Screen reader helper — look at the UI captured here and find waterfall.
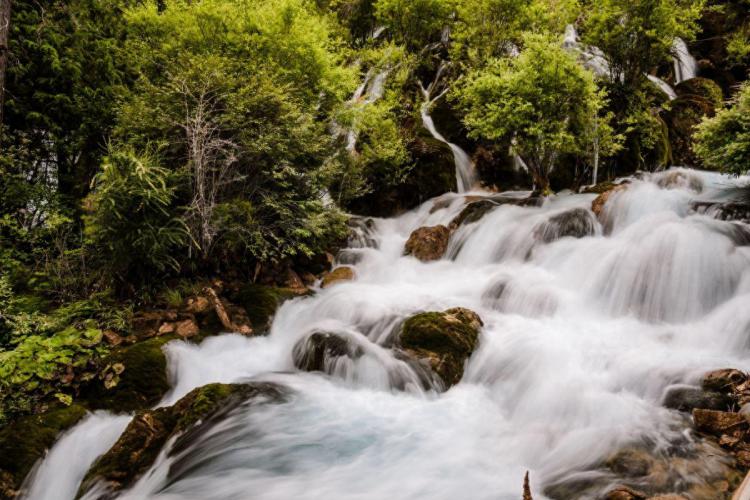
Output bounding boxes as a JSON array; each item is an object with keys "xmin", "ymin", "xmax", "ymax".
[
  {"xmin": 673, "ymin": 37, "xmax": 698, "ymax": 84},
  {"xmin": 345, "ymin": 67, "xmax": 389, "ymax": 154},
  {"xmin": 25, "ymin": 168, "xmax": 750, "ymax": 500},
  {"xmin": 647, "ymin": 74, "xmax": 678, "ymax": 100},
  {"xmin": 419, "ymin": 65, "xmax": 478, "ymax": 193},
  {"xmin": 564, "ymin": 25, "xmax": 678, "ymax": 100}
]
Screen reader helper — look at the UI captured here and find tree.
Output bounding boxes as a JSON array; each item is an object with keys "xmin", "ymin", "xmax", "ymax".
[
  {"xmin": 113, "ymin": 0, "xmax": 354, "ymax": 267},
  {"xmin": 374, "ymin": 0, "xmax": 454, "ymax": 51},
  {"xmin": 693, "ymin": 83, "xmax": 750, "ymax": 175},
  {"xmin": 0, "ymin": 0, "xmax": 10, "ymax": 126},
  {"xmin": 455, "ymin": 33, "xmax": 608, "ymax": 193},
  {"xmin": 581, "ymin": 0, "xmax": 704, "ymax": 86}
]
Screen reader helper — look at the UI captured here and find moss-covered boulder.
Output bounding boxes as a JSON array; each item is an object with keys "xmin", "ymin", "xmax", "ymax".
[
  {"xmin": 665, "ymin": 94, "xmax": 718, "ymax": 166},
  {"xmin": 80, "ymin": 382, "xmax": 288, "ymax": 496},
  {"xmin": 0, "ymin": 404, "xmax": 87, "ymax": 497},
  {"xmin": 399, "ymin": 308, "xmax": 483, "ymax": 388},
  {"xmin": 80, "ymin": 336, "xmax": 175, "ymax": 413},
  {"xmin": 231, "ymin": 284, "xmax": 302, "ymax": 334}
]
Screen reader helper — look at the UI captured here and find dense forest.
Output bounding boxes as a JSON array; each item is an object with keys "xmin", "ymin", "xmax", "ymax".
[{"xmin": 1, "ymin": 0, "xmax": 750, "ymax": 499}]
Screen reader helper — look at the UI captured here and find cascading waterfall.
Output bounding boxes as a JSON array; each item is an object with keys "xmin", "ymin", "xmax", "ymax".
[
  {"xmin": 419, "ymin": 64, "xmax": 478, "ymax": 193},
  {"xmin": 673, "ymin": 37, "xmax": 698, "ymax": 84},
  {"xmin": 25, "ymin": 168, "xmax": 750, "ymax": 500}
]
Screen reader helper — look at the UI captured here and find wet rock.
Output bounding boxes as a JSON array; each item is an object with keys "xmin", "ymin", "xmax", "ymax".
[
  {"xmin": 102, "ymin": 330, "xmax": 124, "ymax": 347},
  {"xmin": 582, "ymin": 181, "xmax": 618, "ymax": 195},
  {"xmin": 449, "ymin": 200, "xmax": 499, "ymax": 229},
  {"xmin": 399, "ymin": 307, "xmax": 483, "ymax": 388},
  {"xmin": 655, "ymin": 170, "xmax": 704, "ymax": 192},
  {"xmin": 604, "ymin": 486, "xmax": 648, "ymax": 500},
  {"xmin": 533, "ymin": 208, "xmax": 598, "ymax": 243},
  {"xmin": 592, "ymin": 183, "xmax": 629, "ymax": 218},
  {"xmin": 703, "ymin": 369, "xmax": 748, "ymax": 393},
  {"xmin": 321, "ymin": 266, "xmax": 355, "ymax": 288},
  {"xmin": 606, "ymin": 448, "xmax": 654, "ymax": 477},
  {"xmin": 691, "ymin": 201, "xmax": 750, "ymax": 224},
  {"xmin": 692, "ymin": 409, "xmax": 747, "ymax": 436},
  {"xmin": 293, "ymin": 332, "xmax": 364, "ymax": 373},
  {"xmin": 662, "ymin": 385, "xmax": 732, "ymax": 412},
  {"xmin": 403, "ymin": 225, "xmax": 451, "ymax": 261},
  {"xmin": 0, "ymin": 404, "xmax": 87, "ymax": 498},
  {"xmin": 81, "ymin": 336, "xmax": 174, "ymax": 413},
  {"xmin": 80, "ymin": 382, "xmax": 288, "ymax": 496}
]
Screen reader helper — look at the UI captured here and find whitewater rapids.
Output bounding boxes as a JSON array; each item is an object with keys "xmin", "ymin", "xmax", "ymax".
[{"xmin": 25, "ymin": 168, "xmax": 750, "ymax": 499}]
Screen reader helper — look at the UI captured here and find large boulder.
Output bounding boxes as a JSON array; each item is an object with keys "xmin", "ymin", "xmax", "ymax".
[
  {"xmin": 80, "ymin": 336, "xmax": 174, "ymax": 413},
  {"xmin": 665, "ymin": 83, "xmax": 721, "ymax": 167},
  {"xmin": 80, "ymin": 382, "xmax": 288, "ymax": 496},
  {"xmin": 0, "ymin": 404, "xmax": 87, "ymax": 498},
  {"xmin": 293, "ymin": 332, "xmax": 364, "ymax": 373},
  {"xmin": 399, "ymin": 308, "xmax": 483, "ymax": 388},
  {"xmin": 404, "ymin": 225, "xmax": 451, "ymax": 262}
]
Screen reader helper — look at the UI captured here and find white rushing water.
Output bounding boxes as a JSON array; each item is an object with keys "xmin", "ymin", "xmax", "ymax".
[
  {"xmin": 26, "ymin": 168, "xmax": 750, "ymax": 499},
  {"xmin": 673, "ymin": 38, "xmax": 698, "ymax": 85},
  {"xmin": 419, "ymin": 64, "xmax": 478, "ymax": 193}
]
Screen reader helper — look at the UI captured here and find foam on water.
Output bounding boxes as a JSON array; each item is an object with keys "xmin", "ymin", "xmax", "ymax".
[{"xmin": 25, "ymin": 168, "xmax": 750, "ymax": 499}]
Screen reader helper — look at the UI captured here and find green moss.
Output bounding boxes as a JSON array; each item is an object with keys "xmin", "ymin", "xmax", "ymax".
[
  {"xmin": 81, "ymin": 336, "xmax": 175, "ymax": 413},
  {"xmin": 81, "ymin": 382, "xmax": 287, "ymax": 495},
  {"xmin": 233, "ymin": 284, "xmax": 299, "ymax": 333},
  {"xmin": 402, "ymin": 312, "xmax": 478, "ymax": 356},
  {"xmin": 0, "ymin": 404, "xmax": 87, "ymax": 489}
]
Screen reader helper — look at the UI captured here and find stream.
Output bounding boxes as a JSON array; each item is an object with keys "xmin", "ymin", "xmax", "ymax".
[{"xmin": 23, "ymin": 168, "xmax": 750, "ymax": 499}]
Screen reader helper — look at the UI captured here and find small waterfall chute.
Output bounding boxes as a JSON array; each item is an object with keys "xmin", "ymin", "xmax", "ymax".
[
  {"xmin": 419, "ymin": 63, "xmax": 478, "ymax": 193},
  {"xmin": 673, "ymin": 37, "xmax": 698, "ymax": 84}
]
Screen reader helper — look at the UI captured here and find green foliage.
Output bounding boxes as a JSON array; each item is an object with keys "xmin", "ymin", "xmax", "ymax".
[
  {"xmin": 694, "ymin": 83, "xmax": 750, "ymax": 175},
  {"xmin": 581, "ymin": 0, "xmax": 705, "ymax": 85},
  {"xmin": 0, "ymin": 326, "xmax": 106, "ymax": 426},
  {"xmin": 456, "ymin": 33, "xmax": 609, "ymax": 192},
  {"xmin": 4, "ymin": 0, "xmax": 131, "ymax": 212},
  {"xmin": 84, "ymin": 148, "xmax": 188, "ymax": 285},
  {"xmin": 374, "ymin": 0, "xmax": 454, "ymax": 50}
]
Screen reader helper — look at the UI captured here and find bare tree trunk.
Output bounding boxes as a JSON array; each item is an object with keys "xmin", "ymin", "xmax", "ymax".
[{"xmin": 0, "ymin": 0, "xmax": 11, "ymax": 127}]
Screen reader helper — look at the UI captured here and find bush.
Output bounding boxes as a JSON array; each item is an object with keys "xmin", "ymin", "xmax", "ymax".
[
  {"xmin": 694, "ymin": 83, "xmax": 750, "ymax": 175},
  {"xmin": 84, "ymin": 148, "xmax": 188, "ymax": 288}
]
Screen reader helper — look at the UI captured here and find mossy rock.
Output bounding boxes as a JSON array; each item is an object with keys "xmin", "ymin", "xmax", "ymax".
[
  {"xmin": 666, "ymin": 95, "xmax": 716, "ymax": 166},
  {"xmin": 81, "ymin": 336, "xmax": 176, "ymax": 413},
  {"xmin": 80, "ymin": 382, "xmax": 288, "ymax": 496},
  {"xmin": 232, "ymin": 284, "xmax": 301, "ymax": 334},
  {"xmin": 0, "ymin": 404, "xmax": 87, "ymax": 496},
  {"xmin": 400, "ymin": 308, "xmax": 483, "ymax": 388},
  {"xmin": 449, "ymin": 200, "xmax": 499, "ymax": 229},
  {"xmin": 675, "ymin": 77, "xmax": 724, "ymax": 108}
]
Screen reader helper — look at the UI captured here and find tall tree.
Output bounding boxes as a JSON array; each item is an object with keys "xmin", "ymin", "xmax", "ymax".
[{"xmin": 0, "ymin": 0, "xmax": 10, "ymax": 126}]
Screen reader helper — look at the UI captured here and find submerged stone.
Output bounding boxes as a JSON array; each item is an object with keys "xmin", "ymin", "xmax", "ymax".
[
  {"xmin": 663, "ymin": 385, "xmax": 732, "ymax": 412},
  {"xmin": 533, "ymin": 207, "xmax": 598, "ymax": 243},
  {"xmin": 399, "ymin": 307, "xmax": 483, "ymax": 388},
  {"xmin": 293, "ymin": 332, "xmax": 364, "ymax": 373}
]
